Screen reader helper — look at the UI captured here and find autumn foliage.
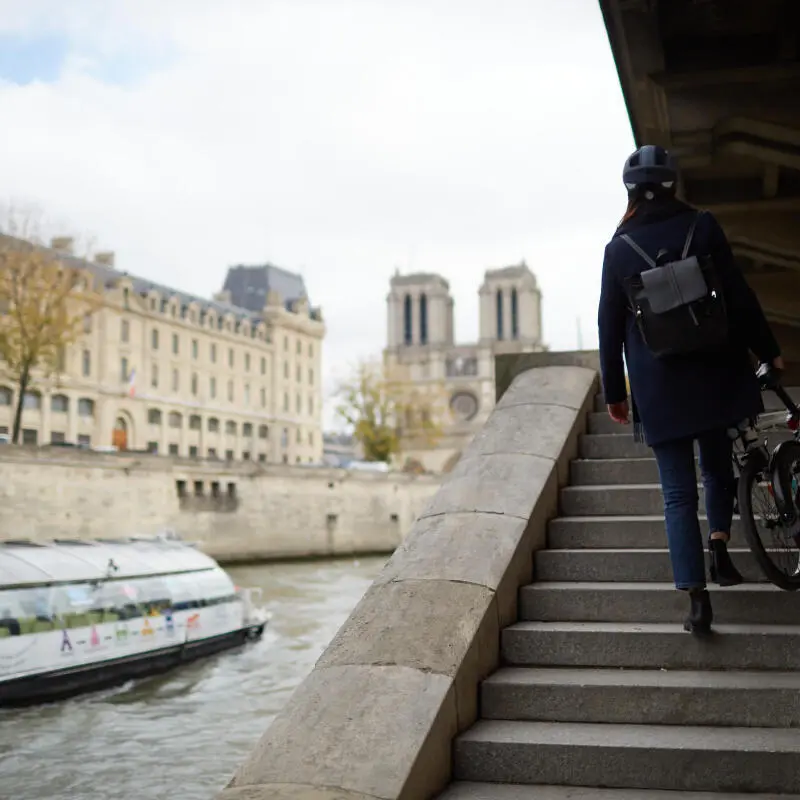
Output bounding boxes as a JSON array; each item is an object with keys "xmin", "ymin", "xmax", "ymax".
[
  {"xmin": 0, "ymin": 216, "xmax": 100, "ymax": 443},
  {"xmin": 334, "ymin": 358, "xmax": 443, "ymax": 464}
]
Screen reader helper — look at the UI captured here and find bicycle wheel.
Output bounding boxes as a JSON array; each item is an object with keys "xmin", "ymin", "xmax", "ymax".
[{"xmin": 738, "ymin": 443, "xmax": 800, "ymax": 591}]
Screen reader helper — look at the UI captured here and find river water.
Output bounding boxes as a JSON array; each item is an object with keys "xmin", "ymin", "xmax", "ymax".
[{"xmin": 0, "ymin": 557, "xmax": 386, "ymax": 800}]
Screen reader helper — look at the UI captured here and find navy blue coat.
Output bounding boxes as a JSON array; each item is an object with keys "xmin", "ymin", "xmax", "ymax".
[{"xmin": 598, "ymin": 199, "xmax": 781, "ymax": 447}]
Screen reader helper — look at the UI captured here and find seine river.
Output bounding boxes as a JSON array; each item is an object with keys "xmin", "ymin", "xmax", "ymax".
[{"xmin": 0, "ymin": 557, "xmax": 385, "ymax": 800}]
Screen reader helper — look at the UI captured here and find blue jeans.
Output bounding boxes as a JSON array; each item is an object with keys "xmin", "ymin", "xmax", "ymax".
[{"xmin": 651, "ymin": 429, "xmax": 735, "ymax": 590}]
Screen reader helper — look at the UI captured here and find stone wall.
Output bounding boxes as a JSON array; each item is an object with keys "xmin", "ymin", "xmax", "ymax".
[
  {"xmin": 216, "ymin": 361, "xmax": 599, "ymax": 800},
  {"xmin": 0, "ymin": 448, "xmax": 439, "ymax": 561}
]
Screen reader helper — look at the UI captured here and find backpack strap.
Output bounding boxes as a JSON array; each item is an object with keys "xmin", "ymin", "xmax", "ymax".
[
  {"xmin": 681, "ymin": 212, "xmax": 702, "ymax": 259},
  {"xmin": 621, "ymin": 210, "xmax": 705, "ymax": 266},
  {"xmin": 620, "ymin": 234, "xmax": 656, "ymax": 268}
]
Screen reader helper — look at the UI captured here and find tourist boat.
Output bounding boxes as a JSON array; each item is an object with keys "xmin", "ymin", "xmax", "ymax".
[{"xmin": 0, "ymin": 535, "xmax": 270, "ymax": 707}]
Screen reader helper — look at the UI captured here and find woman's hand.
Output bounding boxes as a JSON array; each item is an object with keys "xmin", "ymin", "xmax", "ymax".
[{"xmin": 607, "ymin": 400, "xmax": 630, "ymax": 424}]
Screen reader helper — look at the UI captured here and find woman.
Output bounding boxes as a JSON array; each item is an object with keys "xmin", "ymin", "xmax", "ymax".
[{"xmin": 598, "ymin": 144, "xmax": 784, "ymax": 634}]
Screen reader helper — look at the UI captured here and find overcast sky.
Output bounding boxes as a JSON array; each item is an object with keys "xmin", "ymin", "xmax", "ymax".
[{"xmin": 0, "ymin": 0, "xmax": 635, "ymax": 428}]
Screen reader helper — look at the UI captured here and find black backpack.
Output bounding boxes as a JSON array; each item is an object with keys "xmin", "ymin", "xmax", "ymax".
[{"xmin": 621, "ymin": 212, "xmax": 729, "ymax": 359}]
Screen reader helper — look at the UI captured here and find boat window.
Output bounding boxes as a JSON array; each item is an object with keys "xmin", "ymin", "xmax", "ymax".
[
  {"xmin": 0, "ymin": 586, "xmax": 55, "ymax": 636},
  {"xmin": 164, "ymin": 573, "xmax": 201, "ymax": 611}
]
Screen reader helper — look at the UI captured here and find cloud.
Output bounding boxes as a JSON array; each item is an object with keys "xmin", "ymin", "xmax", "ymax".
[{"xmin": 0, "ymin": 0, "xmax": 636, "ymax": 428}]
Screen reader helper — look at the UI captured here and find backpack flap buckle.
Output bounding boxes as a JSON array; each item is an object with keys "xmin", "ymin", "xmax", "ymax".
[{"xmin": 640, "ymin": 255, "xmax": 708, "ymax": 314}]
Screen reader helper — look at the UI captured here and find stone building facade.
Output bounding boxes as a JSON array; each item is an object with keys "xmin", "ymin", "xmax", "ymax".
[
  {"xmin": 0, "ymin": 238, "xmax": 325, "ymax": 465},
  {"xmin": 384, "ymin": 262, "xmax": 546, "ymax": 472}
]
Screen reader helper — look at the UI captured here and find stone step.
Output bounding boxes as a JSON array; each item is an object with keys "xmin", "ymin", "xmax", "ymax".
[
  {"xmin": 579, "ymin": 430, "xmax": 788, "ymax": 459},
  {"xmin": 593, "ymin": 388, "xmax": 800, "ymax": 413},
  {"xmin": 480, "ymin": 666, "xmax": 800, "ymax": 728},
  {"xmin": 534, "ymin": 548, "xmax": 767, "ymax": 584},
  {"xmin": 453, "ymin": 719, "xmax": 800, "ymax": 793},
  {"xmin": 520, "ymin": 582, "xmax": 800, "ymax": 625},
  {"xmin": 502, "ymin": 621, "xmax": 800, "ymax": 671},
  {"xmin": 571, "ymin": 457, "xmax": 662, "ymax": 484},
  {"xmin": 562, "ymin": 484, "xmax": 669, "ymax": 516},
  {"xmin": 547, "ymin": 515, "xmax": 746, "ymax": 549},
  {"xmin": 440, "ymin": 783, "xmax": 800, "ymax": 800}
]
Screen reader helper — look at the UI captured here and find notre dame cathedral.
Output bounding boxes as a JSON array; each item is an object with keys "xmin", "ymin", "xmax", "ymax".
[{"xmin": 384, "ymin": 262, "xmax": 547, "ymax": 473}]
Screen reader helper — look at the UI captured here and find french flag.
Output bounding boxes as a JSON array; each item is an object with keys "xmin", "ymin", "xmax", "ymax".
[{"xmin": 128, "ymin": 368, "xmax": 136, "ymax": 398}]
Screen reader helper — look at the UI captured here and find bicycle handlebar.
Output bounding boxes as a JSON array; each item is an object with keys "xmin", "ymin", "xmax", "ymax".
[{"xmin": 756, "ymin": 362, "xmax": 800, "ymax": 416}]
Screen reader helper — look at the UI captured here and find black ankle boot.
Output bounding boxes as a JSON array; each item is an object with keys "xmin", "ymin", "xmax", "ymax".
[
  {"xmin": 684, "ymin": 589, "xmax": 713, "ymax": 634},
  {"xmin": 709, "ymin": 538, "xmax": 744, "ymax": 586}
]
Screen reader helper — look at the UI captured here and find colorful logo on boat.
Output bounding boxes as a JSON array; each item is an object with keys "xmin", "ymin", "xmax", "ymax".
[
  {"xmin": 187, "ymin": 613, "xmax": 200, "ymax": 630},
  {"xmin": 90, "ymin": 625, "xmax": 100, "ymax": 647},
  {"xmin": 60, "ymin": 628, "xmax": 72, "ymax": 654},
  {"xmin": 164, "ymin": 610, "xmax": 175, "ymax": 635},
  {"xmin": 115, "ymin": 622, "xmax": 129, "ymax": 643},
  {"xmin": 141, "ymin": 618, "xmax": 154, "ymax": 636}
]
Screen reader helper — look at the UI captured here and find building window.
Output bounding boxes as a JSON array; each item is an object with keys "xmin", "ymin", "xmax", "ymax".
[
  {"xmin": 296, "ymin": 393, "xmax": 301, "ymax": 413},
  {"xmin": 308, "ymin": 396, "xmax": 314, "ymax": 416},
  {"xmin": 244, "ymin": 384, "xmax": 250, "ymax": 405},
  {"xmin": 192, "ymin": 339, "xmax": 198, "ymax": 360},
  {"xmin": 151, "ymin": 328, "xmax": 159, "ymax": 350},
  {"xmin": 260, "ymin": 357, "xmax": 266, "ymax": 375},
  {"xmin": 227, "ymin": 380, "xmax": 234, "ymax": 402},
  {"xmin": 296, "ymin": 340, "xmax": 301, "ymax": 355},
  {"xmin": 121, "ymin": 319, "xmax": 130, "ymax": 343},
  {"xmin": 22, "ymin": 428, "xmax": 38, "ymax": 445},
  {"xmin": 78, "ymin": 398, "xmax": 94, "ymax": 417},
  {"xmin": 511, "ymin": 288, "xmax": 519, "ymax": 340},
  {"xmin": 281, "ymin": 428, "xmax": 288, "ymax": 448},
  {"xmin": 148, "ymin": 408, "xmax": 162, "ymax": 425},
  {"xmin": 225, "ymin": 450, "xmax": 234, "ymax": 461},
  {"xmin": 82, "ymin": 349, "xmax": 91, "ymax": 377},
  {"xmin": 51, "ymin": 394, "xmax": 69, "ymax": 413},
  {"xmin": 208, "ymin": 417, "xmax": 220, "ymax": 433},
  {"xmin": 211, "ymin": 343, "xmax": 217, "ymax": 363},
  {"xmin": 308, "ymin": 368, "xmax": 314, "ymax": 385},
  {"xmin": 258, "ymin": 453, "xmax": 266, "ymax": 463},
  {"xmin": 0, "ymin": 387, "xmax": 11, "ymax": 406},
  {"xmin": 283, "ymin": 392, "xmax": 289, "ymax": 411},
  {"xmin": 296, "ymin": 364, "xmax": 301, "ymax": 382},
  {"xmin": 120, "ymin": 357, "xmax": 129, "ymax": 382},
  {"xmin": 245, "ymin": 353, "xmax": 250, "ymax": 371},
  {"xmin": 77, "ymin": 434, "xmax": 91, "ymax": 447},
  {"xmin": 308, "ymin": 342, "xmax": 314, "ymax": 357},
  {"xmin": 242, "ymin": 451, "xmax": 251, "ymax": 460},
  {"xmin": 151, "ymin": 364, "xmax": 159, "ymax": 388},
  {"xmin": 308, "ymin": 431, "xmax": 314, "ymax": 446},
  {"xmin": 283, "ymin": 362, "xmax": 289, "ymax": 379},
  {"xmin": 403, "ymin": 294, "xmax": 412, "ymax": 345},
  {"xmin": 283, "ymin": 336, "xmax": 288, "ymax": 351},
  {"xmin": 210, "ymin": 377, "xmax": 217, "ymax": 399},
  {"xmin": 147, "ymin": 441, "xmax": 158, "ymax": 454},
  {"xmin": 296, "ymin": 429, "xmax": 302, "ymax": 444},
  {"xmin": 189, "ymin": 445, "xmax": 198, "ymax": 458},
  {"xmin": 242, "ymin": 422, "xmax": 252, "ymax": 437},
  {"xmin": 228, "ymin": 348, "xmax": 234, "ymax": 368},
  {"xmin": 172, "ymin": 333, "xmax": 179, "ymax": 355},
  {"xmin": 260, "ymin": 387, "xmax": 266, "ymax": 408},
  {"xmin": 168, "ymin": 443, "xmax": 179, "ymax": 456},
  {"xmin": 496, "ymin": 289, "xmax": 504, "ymax": 340},
  {"xmin": 168, "ymin": 412, "xmax": 182, "ymax": 429},
  {"xmin": 207, "ymin": 447, "xmax": 217, "ymax": 459},
  {"xmin": 172, "ymin": 368, "xmax": 179, "ymax": 392},
  {"xmin": 225, "ymin": 420, "xmax": 237, "ymax": 435},
  {"xmin": 189, "ymin": 414, "xmax": 201, "ymax": 430},
  {"xmin": 51, "ymin": 431, "xmax": 66, "ymax": 444},
  {"xmin": 258, "ymin": 424, "xmax": 268, "ymax": 439},
  {"xmin": 419, "ymin": 293, "xmax": 428, "ymax": 345},
  {"xmin": 22, "ymin": 391, "xmax": 41, "ymax": 411},
  {"xmin": 191, "ymin": 373, "xmax": 198, "ymax": 396}
]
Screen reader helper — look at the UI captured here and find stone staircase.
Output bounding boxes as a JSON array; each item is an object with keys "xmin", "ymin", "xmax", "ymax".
[{"xmin": 441, "ymin": 387, "xmax": 800, "ymax": 799}]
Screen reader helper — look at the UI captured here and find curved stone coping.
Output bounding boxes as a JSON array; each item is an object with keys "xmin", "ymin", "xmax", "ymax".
[{"xmin": 216, "ymin": 366, "xmax": 598, "ymax": 800}]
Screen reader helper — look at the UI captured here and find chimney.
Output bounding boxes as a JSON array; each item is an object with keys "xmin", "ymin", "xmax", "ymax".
[
  {"xmin": 213, "ymin": 290, "xmax": 232, "ymax": 304},
  {"xmin": 94, "ymin": 251, "xmax": 115, "ymax": 268},
  {"xmin": 50, "ymin": 236, "xmax": 74, "ymax": 254}
]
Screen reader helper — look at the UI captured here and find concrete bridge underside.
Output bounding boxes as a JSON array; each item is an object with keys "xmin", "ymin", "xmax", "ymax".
[{"xmin": 600, "ymin": 0, "xmax": 800, "ymax": 373}]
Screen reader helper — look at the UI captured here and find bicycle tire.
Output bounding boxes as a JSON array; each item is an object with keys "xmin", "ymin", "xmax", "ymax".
[{"xmin": 739, "ymin": 445, "xmax": 800, "ymax": 591}]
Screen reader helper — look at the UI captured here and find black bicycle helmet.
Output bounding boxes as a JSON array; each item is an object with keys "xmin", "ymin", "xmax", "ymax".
[{"xmin": 623, "ymin": 145, "xmax": 677, "ymax": 191}]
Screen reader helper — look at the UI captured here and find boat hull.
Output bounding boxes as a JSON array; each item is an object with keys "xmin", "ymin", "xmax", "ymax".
[{"xmin": 0, "ymin": 623, "xmax": 265, "ymax": 708}]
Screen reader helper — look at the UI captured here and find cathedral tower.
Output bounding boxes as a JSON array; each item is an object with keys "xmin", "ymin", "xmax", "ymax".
[
  {"xmin": 478, "ymin": 262, "xmax": 542, "ymax": 346},
  {"xmin": 386, "ymin": 271, "xmax": 454, "ymax": 350}
]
